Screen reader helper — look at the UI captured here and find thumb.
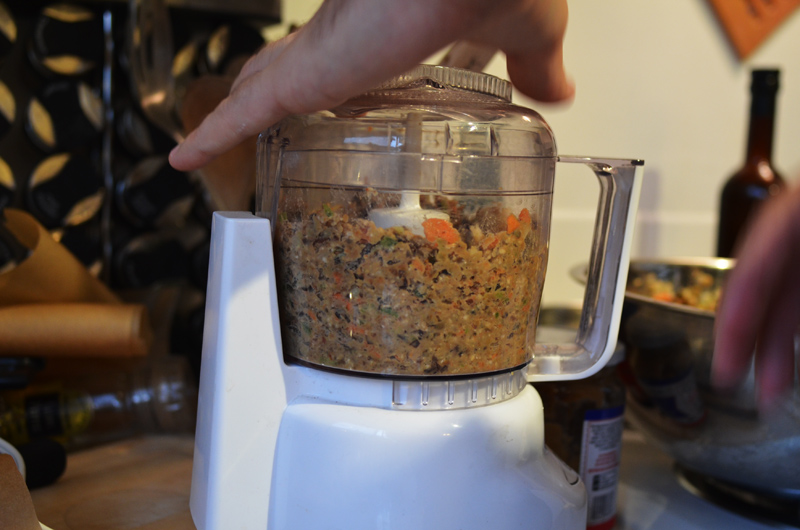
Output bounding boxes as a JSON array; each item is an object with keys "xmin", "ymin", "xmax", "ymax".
[{"xmin": 506, "ymin": 44, "xmax": 574, "ymax": 103}]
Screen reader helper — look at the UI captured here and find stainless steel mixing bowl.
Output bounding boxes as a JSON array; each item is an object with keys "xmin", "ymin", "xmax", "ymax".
[{"xmin": 571, "ymin": 257, "xmax": 800, "ymax": 495}]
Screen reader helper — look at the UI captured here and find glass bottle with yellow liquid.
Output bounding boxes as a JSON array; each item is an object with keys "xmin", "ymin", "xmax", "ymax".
[{"xmin": 0, "ymin": 357, "xmax": 197, "ymax": 451}]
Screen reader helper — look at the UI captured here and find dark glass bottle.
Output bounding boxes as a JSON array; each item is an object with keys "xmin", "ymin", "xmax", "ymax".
[
  {"xmin": 0, "ymin": 357, "xmax": 197, "ymax": 452},
  {"xmin": 717, "ymin": 69, "xmax": 785, "ymax": 257}
]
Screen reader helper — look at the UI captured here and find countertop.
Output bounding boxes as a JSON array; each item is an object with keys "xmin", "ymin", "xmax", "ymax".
[
  {"xmin": 31, "ymin": 435, "xmax": 196, "ymax": 530},
  {"xmin": 30, "ymin": 431, "xmax": 787, "ymax": 530}
]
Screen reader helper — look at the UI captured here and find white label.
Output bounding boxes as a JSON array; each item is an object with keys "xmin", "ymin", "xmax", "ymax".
[{"xmin": 580, "ymin": 406, "xmax": 624, "ymax": 530}]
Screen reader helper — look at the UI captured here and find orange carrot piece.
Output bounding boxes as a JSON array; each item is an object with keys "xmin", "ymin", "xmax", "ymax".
[
  {"xmin": 481, "ymin": 235, "xmax": 499, "ymax": 250},
  {"xmin": 411, "ymin": 257, "xmax": 425, "ymax": 272},
  {"xmin": 507, "ymin": 214, "xmax": 520, "ymax": 234},
  {"xmin": 422, "ymin": 218, "xmax": 459, "ymax": 244},
  {"xmin": 519, "ymin": 208, "xmax": 531, "ymax": 224},
  {"xmin": 367, "ymin": 346, "xmax": 381, "ymax": 360}
]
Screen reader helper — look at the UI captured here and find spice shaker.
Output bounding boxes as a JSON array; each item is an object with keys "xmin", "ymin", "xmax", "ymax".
[{"xmin": 535, "ymin": 325, "xmax": 626, "ymax": 530}]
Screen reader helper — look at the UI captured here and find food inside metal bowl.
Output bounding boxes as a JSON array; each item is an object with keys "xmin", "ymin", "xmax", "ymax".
[
  {"xmin": 574, "ymin": 258, "xmax": 800, "ymax": 493},
  {"xmin": 626, "ymin": 265, "xmax": 722, "ymax": 312}
]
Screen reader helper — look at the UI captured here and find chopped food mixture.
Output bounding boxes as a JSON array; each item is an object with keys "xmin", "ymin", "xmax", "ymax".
[
  {"xmin": 274, "ymin": 198, "xmax": 547, "ymax": 376},
  {"xmin": 627, "ymin": 268, "xmax": 721, "ymax": 312}
]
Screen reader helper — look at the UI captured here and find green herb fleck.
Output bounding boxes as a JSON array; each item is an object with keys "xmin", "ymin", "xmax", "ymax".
[
  {"xmin": 322, "ymin": 204, "xmax": 334, "ymax": 217},
  {"xmin": 494, "ymin": 291, "xmax": 508, "ymax": 301},
  {"xmin": 380, "ymin": 307, "xmax": 399, "ymax": 317},
  {"xmin": 379, "ymin": 236, "xmax": 397, "ymax": 248}
]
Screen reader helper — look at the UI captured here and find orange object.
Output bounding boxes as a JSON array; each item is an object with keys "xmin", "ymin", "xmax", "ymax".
[
  {"xmin": 0, "ymin": 303, "xmax": 153, "ymax": 358},
  {"xmin": 422, "ymin": 218, "xmax": 460, "ymax": 244},
  {"xmin": 707, "ymin": 0, "xmax": 800, "ymax": 59},
  {"xmin": 653, "ymin": 293, "xmax": 676, "ymax": 303},
  {"xmin": 519, "ymin": 208, "xmax": 531, "ymax": 225},
  {"xmin": 480, "ymin": 235, "xmax": 499, "ymax": 251},
  {"xmin": 506, "ymin": 214, "xmax": 520, "ymax": 234}
]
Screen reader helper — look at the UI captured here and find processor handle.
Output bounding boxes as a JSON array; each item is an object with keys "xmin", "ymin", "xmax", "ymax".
[{"xmin": 527, "ymin": 157, "xmax": 643, "ymax": 382}]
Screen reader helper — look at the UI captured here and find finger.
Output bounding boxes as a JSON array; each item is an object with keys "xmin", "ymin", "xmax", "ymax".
[
  {"xmin": 169, "ymin": 0, "xmax": 578, "ymax": 172},
  {"xmin": 506, "ymin": 43, "xmax": 574, "ymax": 103},
  {"xmin": 229, "ymin": 31, "xmax": 300, "ymax": 94},
  {"xmin": 481, "ymin": 0, "xmax": 573, "ymax": 102},
  {"xmin": 712, "ymin": 185, "xmax": 800, "ymax": 392},
  {"xmin": 755, "ymin": 284, "xmax": 800, "ymax": 410},
  {"xmin": 753, "ymin": 201, "xmax": 800, "ymax": 410},
  {"xmin": 169, "ymin": 0, "xmax": 464, "ymax": 171}
]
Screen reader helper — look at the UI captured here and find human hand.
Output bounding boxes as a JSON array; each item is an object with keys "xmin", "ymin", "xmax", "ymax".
[
  {"xmin": 712, "ymin": 183, "xmax": 800, "ymax": 410},
  {"xmin": 168, "ymin": 0, "xmax": 574, "ymax": 172}
]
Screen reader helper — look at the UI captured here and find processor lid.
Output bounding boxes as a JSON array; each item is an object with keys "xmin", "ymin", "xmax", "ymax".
[{"xmin": 273, "ymin": 65, "xmax": 557, "ymax": 159}]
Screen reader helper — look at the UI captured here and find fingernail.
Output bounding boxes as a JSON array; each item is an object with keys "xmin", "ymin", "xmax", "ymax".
[{"xmin": 168, "ymin": 143, "xmax": 183, "ymax": 168}]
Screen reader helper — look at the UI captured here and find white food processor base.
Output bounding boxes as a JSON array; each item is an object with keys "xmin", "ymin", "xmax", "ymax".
[
  {"xmin": 191, "ymin": 212, "xmax": 587, "ymax": 530},
  {"xmin": 271, "ymin": 386, "xmax": 586, "ymax": 529}
]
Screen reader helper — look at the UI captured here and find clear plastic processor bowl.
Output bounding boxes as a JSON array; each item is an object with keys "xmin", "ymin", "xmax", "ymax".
[{"xmin": 258, "ymin": 65, "xmax": 641, "ymax": 379}]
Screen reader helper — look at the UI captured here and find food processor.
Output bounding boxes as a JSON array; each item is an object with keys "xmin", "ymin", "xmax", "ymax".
[{"xmin": 190, "ymin": 65, "xmax": 643, "ymax": 530}]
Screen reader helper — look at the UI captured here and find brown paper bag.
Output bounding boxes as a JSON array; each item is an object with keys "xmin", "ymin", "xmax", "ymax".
[
  {"xmin": 0, "ymin": 454, "xmax": 41, "ymax": 530},
  {"xmin": 0, "ymin": 209, "xmax": 119, "ymax": 306},
  {"xmin": 0, "ymin": 303, "xmax": 153, "ymax": 358}
]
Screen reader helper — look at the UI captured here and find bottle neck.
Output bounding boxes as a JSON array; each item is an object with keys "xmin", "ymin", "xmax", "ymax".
[{"xmin": 744, "ymin": 91, "xmax": 777, "ymax": 166}]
